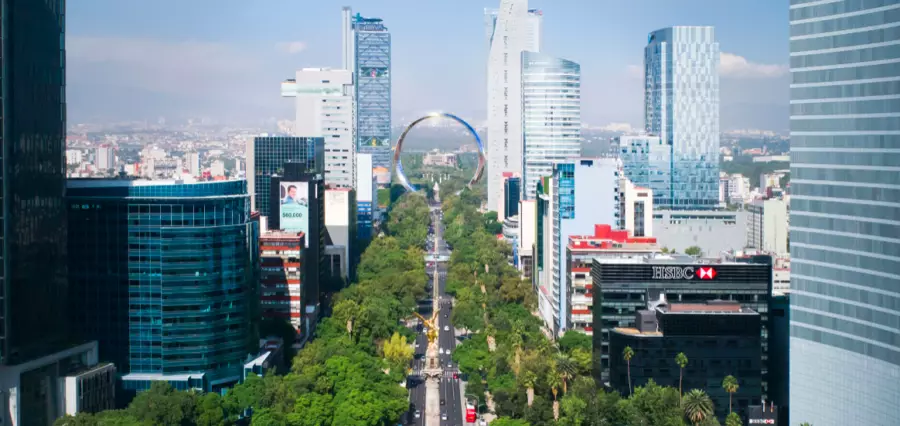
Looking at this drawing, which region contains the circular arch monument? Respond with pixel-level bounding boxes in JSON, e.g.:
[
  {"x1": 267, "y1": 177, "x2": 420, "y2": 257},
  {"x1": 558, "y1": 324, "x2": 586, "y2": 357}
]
[{"x1": 392, "y1": 112, "x2": 486, "y2": 194}]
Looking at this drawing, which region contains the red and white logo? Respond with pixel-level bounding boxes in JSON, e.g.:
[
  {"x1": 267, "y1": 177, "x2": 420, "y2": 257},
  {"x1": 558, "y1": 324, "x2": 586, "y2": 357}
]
[{"x1": 698, "y1": 267, "x2": 717, "y2": 280}]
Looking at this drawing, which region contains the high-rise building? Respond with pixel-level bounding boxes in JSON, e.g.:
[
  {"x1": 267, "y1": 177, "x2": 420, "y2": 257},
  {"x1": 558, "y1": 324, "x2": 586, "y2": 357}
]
[
  {"x1": 644, "y1": 26, "x2": 720, "y2": 210},
  {"x1": 521, "y1": 51, "x2": 581, "y2": 200},
  {"x1": 485, "y1": 2, "x2": 543, "y2": 211},
  {"x1": 502, "y1": 175, "x2": 521, "y2": 220},
  {"x1": 282, "y1": 68, "x2": 356, "y2": 189},
  {"x1": 259, "y1": 232, "x2": 309, "y2": 341},
  {"x1": 747, "y1": 198, "x2": 788, "y2": 255},
  {"x1": 324, "y1": 188, "x2": 357, "y2": 281},
  {"x1": 788, "y1": 2, "x2": 900, "y2": 424},
  {"x1": 534, "y1": 158, "x2": 620, "y2": 336},
  {"x1": 355, "y1": 153, "x2": 376, "y2": 241},
  {"x1": 185, "y1": 151, "x2": 201, "y2": 177},
  {"x1": 247, "y1": 135, "x2": 324, "y2": 217},
  {"x1": 619, "y1": 178, "x2": 654, "y2": 238},
  {"x1": 617, "y1": 134, "x2": 670, "y2": 209},
  {"x1": 343, "y1": 9, "x2": 392, "y2": 169},
  {"x1": 96, "y1": 144, "x2": 116, "y2": 172},
  {"x1": 67, "y1": 180, "x2": 259, "y2": 393}
]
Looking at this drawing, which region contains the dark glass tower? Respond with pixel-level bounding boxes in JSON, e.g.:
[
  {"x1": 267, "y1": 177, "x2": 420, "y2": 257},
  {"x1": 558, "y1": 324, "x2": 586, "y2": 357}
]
[
  {"x1": 248, "y1": 136, "x2": 324, "y2": 217},
  {"x1": 67, "y1": 180, "x2": 259, "y2": 393},
  {"x1": 0, "y1": 0, "x2": 70, "y2": 365}
]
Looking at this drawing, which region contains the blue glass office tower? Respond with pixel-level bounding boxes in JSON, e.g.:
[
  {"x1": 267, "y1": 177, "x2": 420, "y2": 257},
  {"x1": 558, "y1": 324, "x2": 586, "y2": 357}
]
[
  {"x1": 617, "y1": 135, "x2": 671, "y2": 209},
  {"x1": 789, "y1": 2, "x2": 900, "y2": 424},
  {"x1": 249, "y1": 136, "x2": 324, "y2": 217},
  {"x1": 521, "y1": 51, "x2": 582, "y2": 200},
  {"x1": 352, "y1": 13, "x2": 392, "y2": 169},
  {"x1": 503, "y1": 176, "x2": 521, "y2": 219},
  {"x1": 644, "y1": 27, "x2": 720, "y2": 210},
  {"x1": 67, "y1": 180, "x2": 259, "y2": 393}
]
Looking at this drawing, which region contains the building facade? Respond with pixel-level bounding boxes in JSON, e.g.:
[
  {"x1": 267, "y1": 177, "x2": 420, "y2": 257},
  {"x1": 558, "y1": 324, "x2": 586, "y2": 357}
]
[
  {"x1": 281, "y1": 68, "x2": 356, "y2": 189},
  {"x1": 324, "y1": 188, "x2": 358, "y2": 281},
  {"x1": 503, "y1": 175, "x2": 521, "y2": 220},
  {"x1": 485, "y1": 1, "x2": 543, "y2": 211},
  {"x1": 619, "y1": 178, "x2": 654, "y2": 237},
  {"x1": 355, "y1": 153, "x2": 375, "y2": 241},
  {"x1": 344, "y1": 11, "x2": 392, "y2": 169},
  {"x1": 644, "y1": 27, "x2": 720, "y2": 210},
  {"x1": 67, "y1": 180, "x2": 259, "y2": 393},
  {"x1": 747, "y1": 198, "x2": 789, "y2": 255},
  {"x1": 591, "y1": 257, "x2": 772, "y2": 397},
  {"x1": 521, "y1": 51, "x2": 581, "y2": 200},
  {"x1": 259, "y1": 233, "x2": 309, "y2": 340},
  {"x1": 788, "y1": 2, "x2": 900, "y2": 424},
  {"x1": 247, "y1": 135, "x2": 324, "y2": 217},
  {"x1": 652, "y1": 210, "x2": 747, "y2": 255},
  {"x1": 617, "y1": 134, "x2": 671, "y2": 209}
]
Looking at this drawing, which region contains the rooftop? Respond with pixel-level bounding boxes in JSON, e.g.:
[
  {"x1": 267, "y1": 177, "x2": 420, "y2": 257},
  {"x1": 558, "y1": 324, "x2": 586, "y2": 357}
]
[
  {"x1": 594, "y1": 254, "x2": 758, "y2": 266},
  {"x1": 67, "y1": 178, "x2": 245, "y2": 188},
  {"x1": 662, "y1": 301, "x2": 754, "y2": 314},
  {"x1": 569, "y1": 224, "x2": 658, "y2": 250}
]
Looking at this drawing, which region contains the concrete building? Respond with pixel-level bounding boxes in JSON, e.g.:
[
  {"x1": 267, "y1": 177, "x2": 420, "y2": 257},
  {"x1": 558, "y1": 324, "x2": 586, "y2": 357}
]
[
  {"x1": 485, "y1": 1, "x2": 543, "y2": 211},
  {"x1": 281, "y1": 68, "x2": 356, "y2": 189},
  {"x1": 619, "y1": 178, "x2": 654, "y2": 237},
  {"x1": 566, "y1": 225, "x2": 659, "y2": 334},
  {"x1": 652, "y1": 210, "x2": 747, "y2": 255},
  {"x1": 517, "y1": 199, "x2": 536, "y2": 280},
  {"x1": 356, "y1": 153, "x2": 375, "y2": 241},
  {"x1": 747, "y1": 198, "x2": 789, "y2": 255},
  {"x1": 422, "y1": 150, "x2": 458, "y2": 168},
  {"x1": 210, "y1": 160, "x2": 226, "y2": 177},
  {"x1": 259, "y1": 232, "x2": 310, "y2": 342},
  {"x1": 66, "y1": 149, "x2": 84, "y2": 165},
  {"x1": 95, "y1": 144, "x2": 115, "y2": 172},
  {"x1": 534, "y1": 158, "x2": 619, "y2": 337},
  {"x1": 324, "y1": 188, "x2": 357, "y2": 280}
]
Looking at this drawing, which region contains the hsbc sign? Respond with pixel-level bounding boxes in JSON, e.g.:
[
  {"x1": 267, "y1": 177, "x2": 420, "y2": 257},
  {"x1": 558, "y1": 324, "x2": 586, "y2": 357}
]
[{"x1": 651, "y1": 266, "x2": 717, "y2": 280}]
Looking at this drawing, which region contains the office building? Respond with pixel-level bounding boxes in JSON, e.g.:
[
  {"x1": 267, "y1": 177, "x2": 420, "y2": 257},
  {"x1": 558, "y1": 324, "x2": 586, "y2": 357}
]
[
  {"x1": 281, "y1": 68, "x2": 356, "y2": 189},
  {"x1": 619, "y1": 178, "x2": 654, "y2": 237},
  {"x1": 591, "y1": 256, "x2": 771, "y2": 397},
  {"x1": 210, "y1": 160, "x2": 226, "y2": 178},
  {"x1": 63, "y1": 362, "x2": 117, "y2": 417},
  {"x1": 747, "y1": 198, "x2": 789, "y2": 255},
  {"x1": 324, "y1": 188, "x2": 358, "y2": 281},
  {"x1": 67, "y1": 180, "x2": 259, "y2": 393},
  {"x1": 501, "y1": 174, "x2": 521, "y2": 221},
  {"x1": 617, "y1": 134, "x2": 670, "y2": 210},
  {"x1": 644, "y1": 27, "x2": 720, "y2": 210},
  {"x1": 355, "y1": 153, "x2": 376, "y2": 241},
  {"x1": 521, "y1": 51, "x2": 581, "y2": 200},
  {"x1": 652, "y1": 210, "x2": 747, "y2": 255},
  {"x1": 517, "y1": 199, "x2": 536, "y2": 280},
  {"x1": 534, "y1": 158, "x2": 619, "y2": 336},
  {"x1": 609, "y1": 301, "x2": 762, "y2": 422},
  {"x1": 789, "y1": 2, "x2": 900, "y2": 424},
  {"x1": 184, "y1": 152, "x2": 201, "y2": 177},
  {"x1": 247, "y1": 135, "x2": 324, "y2": 217},
  {"x1": 259, "y1": 232, "x2": 310, "y2": 341},
  {"x1": 96, "y1": 144, "x2": 116, "y2": 172},
  {"x1": 485, "y1": 1, "x2": 543, "y2": 211},
  {"x1": 343, "y1": 9, "x2": 392, "y2": 168},
  {"x1": 269, "y1": 163, "x2": 326, "y2": 315},
  {"x1": 566, "y1": 225, "x2": 658, "y2": 334}
]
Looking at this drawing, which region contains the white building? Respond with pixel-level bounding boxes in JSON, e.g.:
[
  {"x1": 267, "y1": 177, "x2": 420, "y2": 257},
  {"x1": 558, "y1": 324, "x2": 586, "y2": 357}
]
[
  {"x1": 521, "y1": 51, "x2": 581, "y2": 200},
  {"x1": 485, "y1": 1, "x2": 543, "y2": 211},
  {"x1": 619, "y1": 178, "x2": 654, "y2": 237},
  {"x1": 324, "y1": 188, "x2": 354, "y2": 279},
  {"x1": 95, "y1": 144, "x2": 115, "y2": 172},
  {"x1": 282, "y1": 68, "x2": 356, "y2": 189},
  {"x1": 210, "y1": 160, "x2": 226, "y2": 177},
  {"x1": 185, "y1": 152, "x2": 201, "y2": 177},
  {"x1": 355, "y1": 153, "x2": 376, "y2": 239},
  {"x1": 66, "y1": 149, "x2": 83, "y2": 166},
  {"x1": 517, "y1": 199, "x2": 536, "y2": 280},
  {"x1": 747, "y1": 198, "x2": 789, "y2": 255}
]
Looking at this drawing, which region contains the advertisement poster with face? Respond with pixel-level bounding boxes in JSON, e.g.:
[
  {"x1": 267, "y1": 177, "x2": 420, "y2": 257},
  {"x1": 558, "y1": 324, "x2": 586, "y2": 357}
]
[{"x1": 280, "y1": 182, "x2": 309, "y2": 244}]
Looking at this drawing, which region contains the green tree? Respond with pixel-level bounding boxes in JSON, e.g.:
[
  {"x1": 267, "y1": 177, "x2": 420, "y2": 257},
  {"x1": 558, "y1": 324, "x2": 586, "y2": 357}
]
[
  {"x1": 569, "y1": 348, "x2": 592, "y2": 375},
  {"x1": 196, "y1": 392, "x2": 227, "y2": 426},
  {"x1": 558, "y1": 331, "x2": 591, "y2": 353},
  {"x1": 555, "y1": 353, "x2": 578, "y2": 395},
  {"x1": 546, "y1": 365, "x2": 563, "y2": 420},
  {"x1": 722, "y1": 375, "x2": 739, "y2": 413},
  {"x1": 682, "y1": 389, "x2": 715, "y2": 426},
  {"x1": 623, "y1": 379, "x2": 683, "y2": 426},
  {"x1": 685, "y1": 246, "x2": 703, "y2": 256},
  {"x1": 623, "y1": 346, "x2": 635, "y2": 396},
  {"x1": 725, "y1": 412, "x2": 743, "y2": 426},
  {"x1": 331, "y1": 299, "x2": 360, "y2": 337},
  {"x1": 521, "y1": 369, "x2": 538, "y2": 407},
  {"x1": 676, "y1": 352, "x2": 689, "y2": 397},
  {"x1": 490, "y1": 418, "x2": 531, "y2": 426},
  {"x1": 450, "y1": 299, "x2": 485, "y2": 334},
  {"x1": 127, "y1": 382, "x2": 198, "y2": 426},
  {"x1": 382, "y1": 332, "x2": 414, "y2": 369},
  {"x1": 289, "y1": 393, "x2": 334, "y2": 426}
]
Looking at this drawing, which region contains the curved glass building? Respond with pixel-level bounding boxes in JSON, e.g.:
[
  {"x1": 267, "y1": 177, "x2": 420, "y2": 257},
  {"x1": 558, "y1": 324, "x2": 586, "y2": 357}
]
[
  {"x1": 521, "y1": 51, "x2": 581, "y2": 200},
  {"x1": 67, "y1": 180, "x2": 259, "y2": 393},
  {"x1": 789, "y1": 1, "x2": 900, "y2": 424}
]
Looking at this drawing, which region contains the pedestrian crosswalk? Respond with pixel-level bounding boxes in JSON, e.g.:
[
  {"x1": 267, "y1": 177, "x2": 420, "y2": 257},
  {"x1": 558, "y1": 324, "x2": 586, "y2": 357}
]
[{"x1": 410, "y1": 367, "x2": 460, "y2": 379}]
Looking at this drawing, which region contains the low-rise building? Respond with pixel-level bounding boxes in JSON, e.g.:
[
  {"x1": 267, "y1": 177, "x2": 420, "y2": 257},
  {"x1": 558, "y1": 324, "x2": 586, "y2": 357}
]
[{"x1": 259, "y1": 232, "x2": 309, "y2": 345}]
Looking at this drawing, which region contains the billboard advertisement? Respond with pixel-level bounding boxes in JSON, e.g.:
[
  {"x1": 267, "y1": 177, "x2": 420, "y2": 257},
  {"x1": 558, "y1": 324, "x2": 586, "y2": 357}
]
[{"x1": 279, "y1": 182, "x2": 309, "y2": 238}]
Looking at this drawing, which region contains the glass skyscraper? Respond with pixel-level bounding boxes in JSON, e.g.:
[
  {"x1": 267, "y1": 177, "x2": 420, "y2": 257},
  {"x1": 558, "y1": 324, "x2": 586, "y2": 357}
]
[
  {"x1": 617, "y1": 135, "x2": 671, "y2": 209},
  {"x1": 789, "y1": 1, "x2": 900, "y2": 424},
  {"x1": 247, "y1": 136, "x2": 324, "y2": 217},
  {"x1": 67, "y1": 180, "x2": 259, "y2": 393},
  {"x1": 0, "y1": 0, "x2": 70, "y2": 365},
  {"x1": 350, "y1": 13, "x2": 392, "y2": 169},
  {"x1": 644, "y1": 26, "x2": 720, "y2": 210},
  {"x1": 521, "y1": 51, "x2": 581, "y2": 200}
]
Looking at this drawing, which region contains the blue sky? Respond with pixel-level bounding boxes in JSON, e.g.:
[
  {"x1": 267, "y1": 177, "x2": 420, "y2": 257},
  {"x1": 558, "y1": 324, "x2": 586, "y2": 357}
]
[{"x1": 67, "y1": 0, "x2": 790, "y2": 130}]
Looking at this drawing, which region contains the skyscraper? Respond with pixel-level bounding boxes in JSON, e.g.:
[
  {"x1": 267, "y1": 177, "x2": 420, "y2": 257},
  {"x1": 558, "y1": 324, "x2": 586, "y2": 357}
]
[
  {"x1": 521, "y1": 51, "x2": 581, "y2": 200},
  {"x1": 788, "y1": 2, "x2": 900, "y2": 424},
  {"x1": 485, "y1": 2, "x2": 543, "y2": 212},
  {"x1": 644, "y1": 26, "x2": 720, "y2": 210},
  {"x1": 343, "y1": 8, "x2": 392, "y2": 169},
  {"x1": 282, "y1": 68, "x2": 357, "y2": 189},
  {"x1": 247, "y1": 136, "x2": 324, "y2": 217}
]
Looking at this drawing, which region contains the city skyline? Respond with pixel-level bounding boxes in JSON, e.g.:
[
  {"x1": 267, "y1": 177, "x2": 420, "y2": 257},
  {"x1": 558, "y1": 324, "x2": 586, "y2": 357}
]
[{"x1": 66, "y1": 0, "x2": 789, "y2": 131}]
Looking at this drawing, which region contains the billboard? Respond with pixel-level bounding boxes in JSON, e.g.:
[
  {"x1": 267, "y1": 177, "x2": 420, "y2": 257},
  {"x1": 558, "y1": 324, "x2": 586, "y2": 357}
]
[{"x1": 279, "y1": 182, "x2": 309, "y2": 239}]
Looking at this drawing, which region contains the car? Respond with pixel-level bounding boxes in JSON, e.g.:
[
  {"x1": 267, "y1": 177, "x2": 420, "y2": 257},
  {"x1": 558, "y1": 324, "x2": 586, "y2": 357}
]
[
  {"x1": 444, "y1": 325, "x2": 450, "y2": 331},
  {"x1": 452, "y1": 373, "x2": 458, "y2": 379},
  {"x1": 439, "y1": 348, "x2": 444, "y2": 354},
  {"x1": 447, "y1": 362, "x2": 452, "y2": 368},
  {"x1": 441, "y1": 413, "x2": 448, "y2": 420},
  {"x1": 446, "y1": 349, "x2": 451, "y2": 356},
  {"x1": 479, "y1": 420, "x2": 487, "y2": 426},
  {"x1": 414, "y1": 410, "x2": 421, "y2": 419},
  {"x1": 440, "y1": 399, "x2": 445, "y2": 406}
]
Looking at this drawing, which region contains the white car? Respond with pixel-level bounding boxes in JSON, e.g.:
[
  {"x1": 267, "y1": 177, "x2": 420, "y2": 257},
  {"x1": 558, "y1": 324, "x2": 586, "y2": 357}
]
[
  {"x1": 414, "y1": 410, "x2": 421, "y2": 419},
  {"x1": 445, "y1": 349, "x2": 451, "y2": 356},
  {"x1": 444, "y1": 325, "x2": 450, "y2": 331},
  {"x1": 439, "y1": 348, "x2": 444, "y2": 354},
  {"x1": 441, "y1": 413, "x2": 448, "y2": 420}
]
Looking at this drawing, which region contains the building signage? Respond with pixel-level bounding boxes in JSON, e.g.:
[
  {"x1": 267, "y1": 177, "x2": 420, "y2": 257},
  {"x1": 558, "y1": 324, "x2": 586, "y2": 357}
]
[
  {"x1": 651, "y1": 266, "x2": 717, "y2": 280},
  {"x1": 749, "y1": 420, "x2": 775, "y2": 425}
]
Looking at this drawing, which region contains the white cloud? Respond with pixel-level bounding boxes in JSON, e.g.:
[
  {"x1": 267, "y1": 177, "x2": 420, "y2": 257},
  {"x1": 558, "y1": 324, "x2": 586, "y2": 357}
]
[
  {"x1": 719, "y1": 53, "x2": 787, "y2": 78},
  {"x1": 276, "y1": 41, "x2": 307, "y2": 54}
]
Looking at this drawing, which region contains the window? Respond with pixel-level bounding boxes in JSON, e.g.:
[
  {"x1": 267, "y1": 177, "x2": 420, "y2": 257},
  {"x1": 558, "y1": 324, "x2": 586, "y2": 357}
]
[
  {"x1": 504, "y1": 105, "x2": 508, "y2": 117},
  {"x1": 504, "y1": 70, "x2": 508, "y2": 83}
]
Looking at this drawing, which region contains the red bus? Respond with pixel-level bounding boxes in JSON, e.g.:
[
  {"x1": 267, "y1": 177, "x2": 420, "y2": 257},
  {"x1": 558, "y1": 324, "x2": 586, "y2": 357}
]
[{"x1": 465, "y1": 402, "x2": 476, "y2": 423}]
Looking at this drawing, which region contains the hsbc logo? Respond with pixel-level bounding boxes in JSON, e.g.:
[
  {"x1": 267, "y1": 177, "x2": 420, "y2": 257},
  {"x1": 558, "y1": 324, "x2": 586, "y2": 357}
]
[
  {"x1": 651, "y1": 266, "x2": 717, "y2": 280},
  {"x1": 698, "y1": 267, "x2": 717, "y2": 280}
]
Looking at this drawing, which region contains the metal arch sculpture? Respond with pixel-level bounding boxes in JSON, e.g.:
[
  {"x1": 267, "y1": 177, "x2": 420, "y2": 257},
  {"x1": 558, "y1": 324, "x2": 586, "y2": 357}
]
[{"x1": 393, "y1": 112, "x2": 486, "y2": 194}]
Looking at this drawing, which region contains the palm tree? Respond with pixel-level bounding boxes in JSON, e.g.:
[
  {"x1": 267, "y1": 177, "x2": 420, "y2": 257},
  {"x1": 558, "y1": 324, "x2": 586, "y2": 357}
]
[
  {"x1": 722, "y1": 375, "x2": 739, "y2": 413},
  {"x1": 509, "y1": 320, "x2": 526, "y2": 376},
  {"x1": 521, "y1": 370, "x2": 537, "y2": 407},
  {"x1": 675, "y1": 352, "x2": 689, "y2": 397},
  {"x1": 546, "y1": 365, "x2": 563, "y2": 421},
  {"x1": 622, "y1": 346, "x2": 635, "y2": 396},
  {"x1": 725, "y1": 412, "x2": 743, "y2": 426},
  {"x1": 555, "y1": 353, "x2": 578, "y2": 395},
  {"x1": 682, "y1": 389, "x2": 714, "y2": 426}
]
